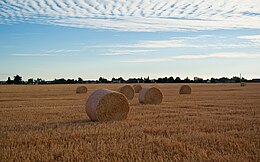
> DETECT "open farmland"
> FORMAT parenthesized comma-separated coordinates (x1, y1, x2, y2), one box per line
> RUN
(0, 83, 259, 161)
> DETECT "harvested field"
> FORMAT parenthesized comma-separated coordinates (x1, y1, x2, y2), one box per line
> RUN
(0, 83, 259, 161)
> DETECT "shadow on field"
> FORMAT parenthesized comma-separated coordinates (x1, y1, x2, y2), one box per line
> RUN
(37, 119, 97, 130)
(3, 119, 95, 133)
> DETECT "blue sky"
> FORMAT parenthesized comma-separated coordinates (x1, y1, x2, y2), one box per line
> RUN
(0, 0, 260, 80)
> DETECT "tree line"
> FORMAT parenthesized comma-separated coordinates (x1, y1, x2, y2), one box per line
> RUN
(1, 74, 258, 85)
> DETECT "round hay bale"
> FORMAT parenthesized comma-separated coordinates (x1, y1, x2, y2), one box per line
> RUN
(133, 84, 142, 93)
(139, 87, 163, 105)
(179, 85, 191, 94)
(240, 82, 246, 87)
(118, 85, 134, 100)
(86, 89, 130, 122)
(76, 86, 87, 94)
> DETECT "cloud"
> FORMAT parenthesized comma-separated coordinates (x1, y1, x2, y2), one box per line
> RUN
(100, 49, 156, 56)
(130, 39, 198, 48)
(11, 53, 51, 56)
(102, 39, 197, 48)
(239, 35, 260, 39)
(238, 35, 260, 46)
(122, 58, 172, 63)
(10, 48, 80, 57)
(1, 0, 260, 32)
(174, 53, 260, 59)
(91, 37, 252, 50)
(122, 52, 260, 62)
(45, 49, 80, 53)
(91, 39, 194, 49)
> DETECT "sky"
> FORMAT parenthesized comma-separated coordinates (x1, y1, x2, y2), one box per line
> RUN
(0, 0, 260, 81)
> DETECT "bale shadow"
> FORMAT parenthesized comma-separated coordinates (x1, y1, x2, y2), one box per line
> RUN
(218, 89, 240, 91)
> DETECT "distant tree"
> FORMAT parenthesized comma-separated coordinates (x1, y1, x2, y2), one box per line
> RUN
(144, 76, 151, 83)
(78, 77, 83, 84)
(118, 77, 125, 83)
(210, 78, 216, 83)
(35, 78, 42, 84)
(219, 77, 229, 83)
(99, 77, 109, 83)
(3, 75, 252, 85)
(6, 77, 13, 84)
(232, 76, 241, 83)
(155, 76, 173, 83)
(168, 76, 174, 83)
(99, 77, 103, 83)
(67, 79, 76, 84)
(111, 77, 117, 83)
(13, 75, 22, 84)
(194, 77, 204, 83)
(53, 78, 67, 84)
(241, 77, 247, 82)
(139, 77, 144, 83)
(156, 77, 163, 83)
(175, 77, 181, 83)
(27, 78, 34, 84)
(184, 77, 190, 83)
(162, 77, 168, 83)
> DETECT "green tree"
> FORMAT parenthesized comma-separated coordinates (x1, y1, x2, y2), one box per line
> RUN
(78, 77, 83, 83)
(175, 77, 181, 83)
(99, 77, 108, 83)
(13, 75, 22, 84)
(184, 77, 190, 83)
(144, 76, 151, 83)
(210, 78, 216, 83)
(27, 78, 34, 84)
(6, 77, 13, 84)
(168, 76, 174, 83)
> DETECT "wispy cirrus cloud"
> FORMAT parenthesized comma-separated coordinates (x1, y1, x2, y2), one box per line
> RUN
(93, 37, 253, 51)
(0, 0, 259, 32)
(238, 35, 260, 46)
(45, 49, 80, 53)
(122, 58, 171, 63)
(11, 53, 51, 57)
(174, 53, 260, 59)
(91, 39, 195, 49)
(129, 39, 198, 48)
(100, 49, 156, 56)
(11, 48, 80, 57)
(122, 52, 260, 62)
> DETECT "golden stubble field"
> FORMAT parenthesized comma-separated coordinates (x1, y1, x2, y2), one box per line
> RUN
(0, 83, 259, 161)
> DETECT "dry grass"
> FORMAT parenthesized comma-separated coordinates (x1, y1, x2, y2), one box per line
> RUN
(0, 83, 259, 161)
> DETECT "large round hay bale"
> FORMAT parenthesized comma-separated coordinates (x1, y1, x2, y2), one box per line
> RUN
(240, 82, 246, 87)
(118, 85, 134, 100)
(86, 89, 130, 122)
(179, 85, 191, 94)
(139, 87, 163, 105)
(76, 86, 87, 94)
(133, 85, 142, 93)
